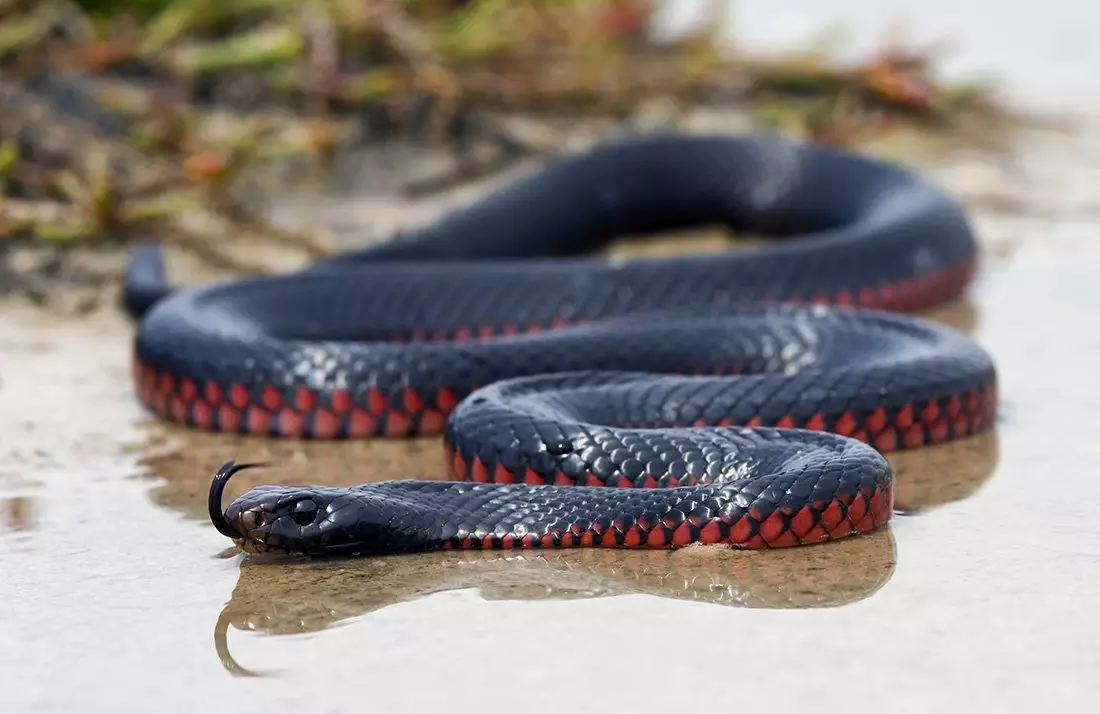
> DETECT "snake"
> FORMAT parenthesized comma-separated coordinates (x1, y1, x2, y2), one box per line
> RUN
(123, 132, 998, 557)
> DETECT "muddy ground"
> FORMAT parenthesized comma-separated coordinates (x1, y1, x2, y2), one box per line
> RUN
(3, 104, 1100, 712)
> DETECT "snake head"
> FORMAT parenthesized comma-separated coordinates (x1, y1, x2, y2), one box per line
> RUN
(208, 460, 427, 556)
(208, 460, 364, 556)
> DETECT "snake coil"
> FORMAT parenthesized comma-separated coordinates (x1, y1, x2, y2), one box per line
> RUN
(124, 133, 997, 556)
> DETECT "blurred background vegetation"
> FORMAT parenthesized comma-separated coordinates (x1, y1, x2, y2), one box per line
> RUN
(0, 0, 1012, 309)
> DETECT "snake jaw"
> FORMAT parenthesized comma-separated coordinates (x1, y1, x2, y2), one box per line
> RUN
(208, 460, 272, 540)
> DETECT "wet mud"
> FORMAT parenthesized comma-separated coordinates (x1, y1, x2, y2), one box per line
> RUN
(3, 116, 1099, 712)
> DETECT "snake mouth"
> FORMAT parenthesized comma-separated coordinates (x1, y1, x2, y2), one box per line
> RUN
(228, 508, 277, 555)
(208, 460, 272, 542)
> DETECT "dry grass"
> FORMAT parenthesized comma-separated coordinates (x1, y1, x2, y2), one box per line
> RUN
(0, 0, 1007, 260)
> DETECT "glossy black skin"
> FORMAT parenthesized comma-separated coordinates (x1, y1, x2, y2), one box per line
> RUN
(125, 132, 976, 325)
(127, 134, 979, 426)
(443, 308, 995, 474)
(205, 307, 994, 555)
(121, 132, 992, 555)
(212, 427, 892, 556)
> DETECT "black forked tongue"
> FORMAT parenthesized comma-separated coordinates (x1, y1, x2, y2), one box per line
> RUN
(208, 460, 271, 539)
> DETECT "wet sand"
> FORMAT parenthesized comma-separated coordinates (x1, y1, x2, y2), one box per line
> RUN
(4, 117, 1099, 711)
(3, 89, 1100, 714)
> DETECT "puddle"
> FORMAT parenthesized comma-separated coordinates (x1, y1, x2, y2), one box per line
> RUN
(3, 106, 1100, 714)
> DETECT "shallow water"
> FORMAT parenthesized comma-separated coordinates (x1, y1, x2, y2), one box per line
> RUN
(5, 6, 1100, 712)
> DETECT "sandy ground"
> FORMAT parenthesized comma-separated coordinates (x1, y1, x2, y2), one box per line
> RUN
(5, 2, 1100, 708)
(2, 112, 1099, 712)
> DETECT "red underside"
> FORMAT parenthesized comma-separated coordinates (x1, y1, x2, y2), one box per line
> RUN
(134, 255, 991, 549)
(434, 482, 894, 551)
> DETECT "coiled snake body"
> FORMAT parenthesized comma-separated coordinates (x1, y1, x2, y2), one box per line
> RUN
(124, 133, 997, 557)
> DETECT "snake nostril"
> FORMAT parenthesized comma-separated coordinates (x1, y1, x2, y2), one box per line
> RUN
(239, 509, 266, 532)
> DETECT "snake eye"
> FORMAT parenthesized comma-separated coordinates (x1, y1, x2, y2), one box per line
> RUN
(290, 499, 319, 526)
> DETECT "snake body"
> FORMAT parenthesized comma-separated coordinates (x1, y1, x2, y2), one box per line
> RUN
(124, 133, 997, 556)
